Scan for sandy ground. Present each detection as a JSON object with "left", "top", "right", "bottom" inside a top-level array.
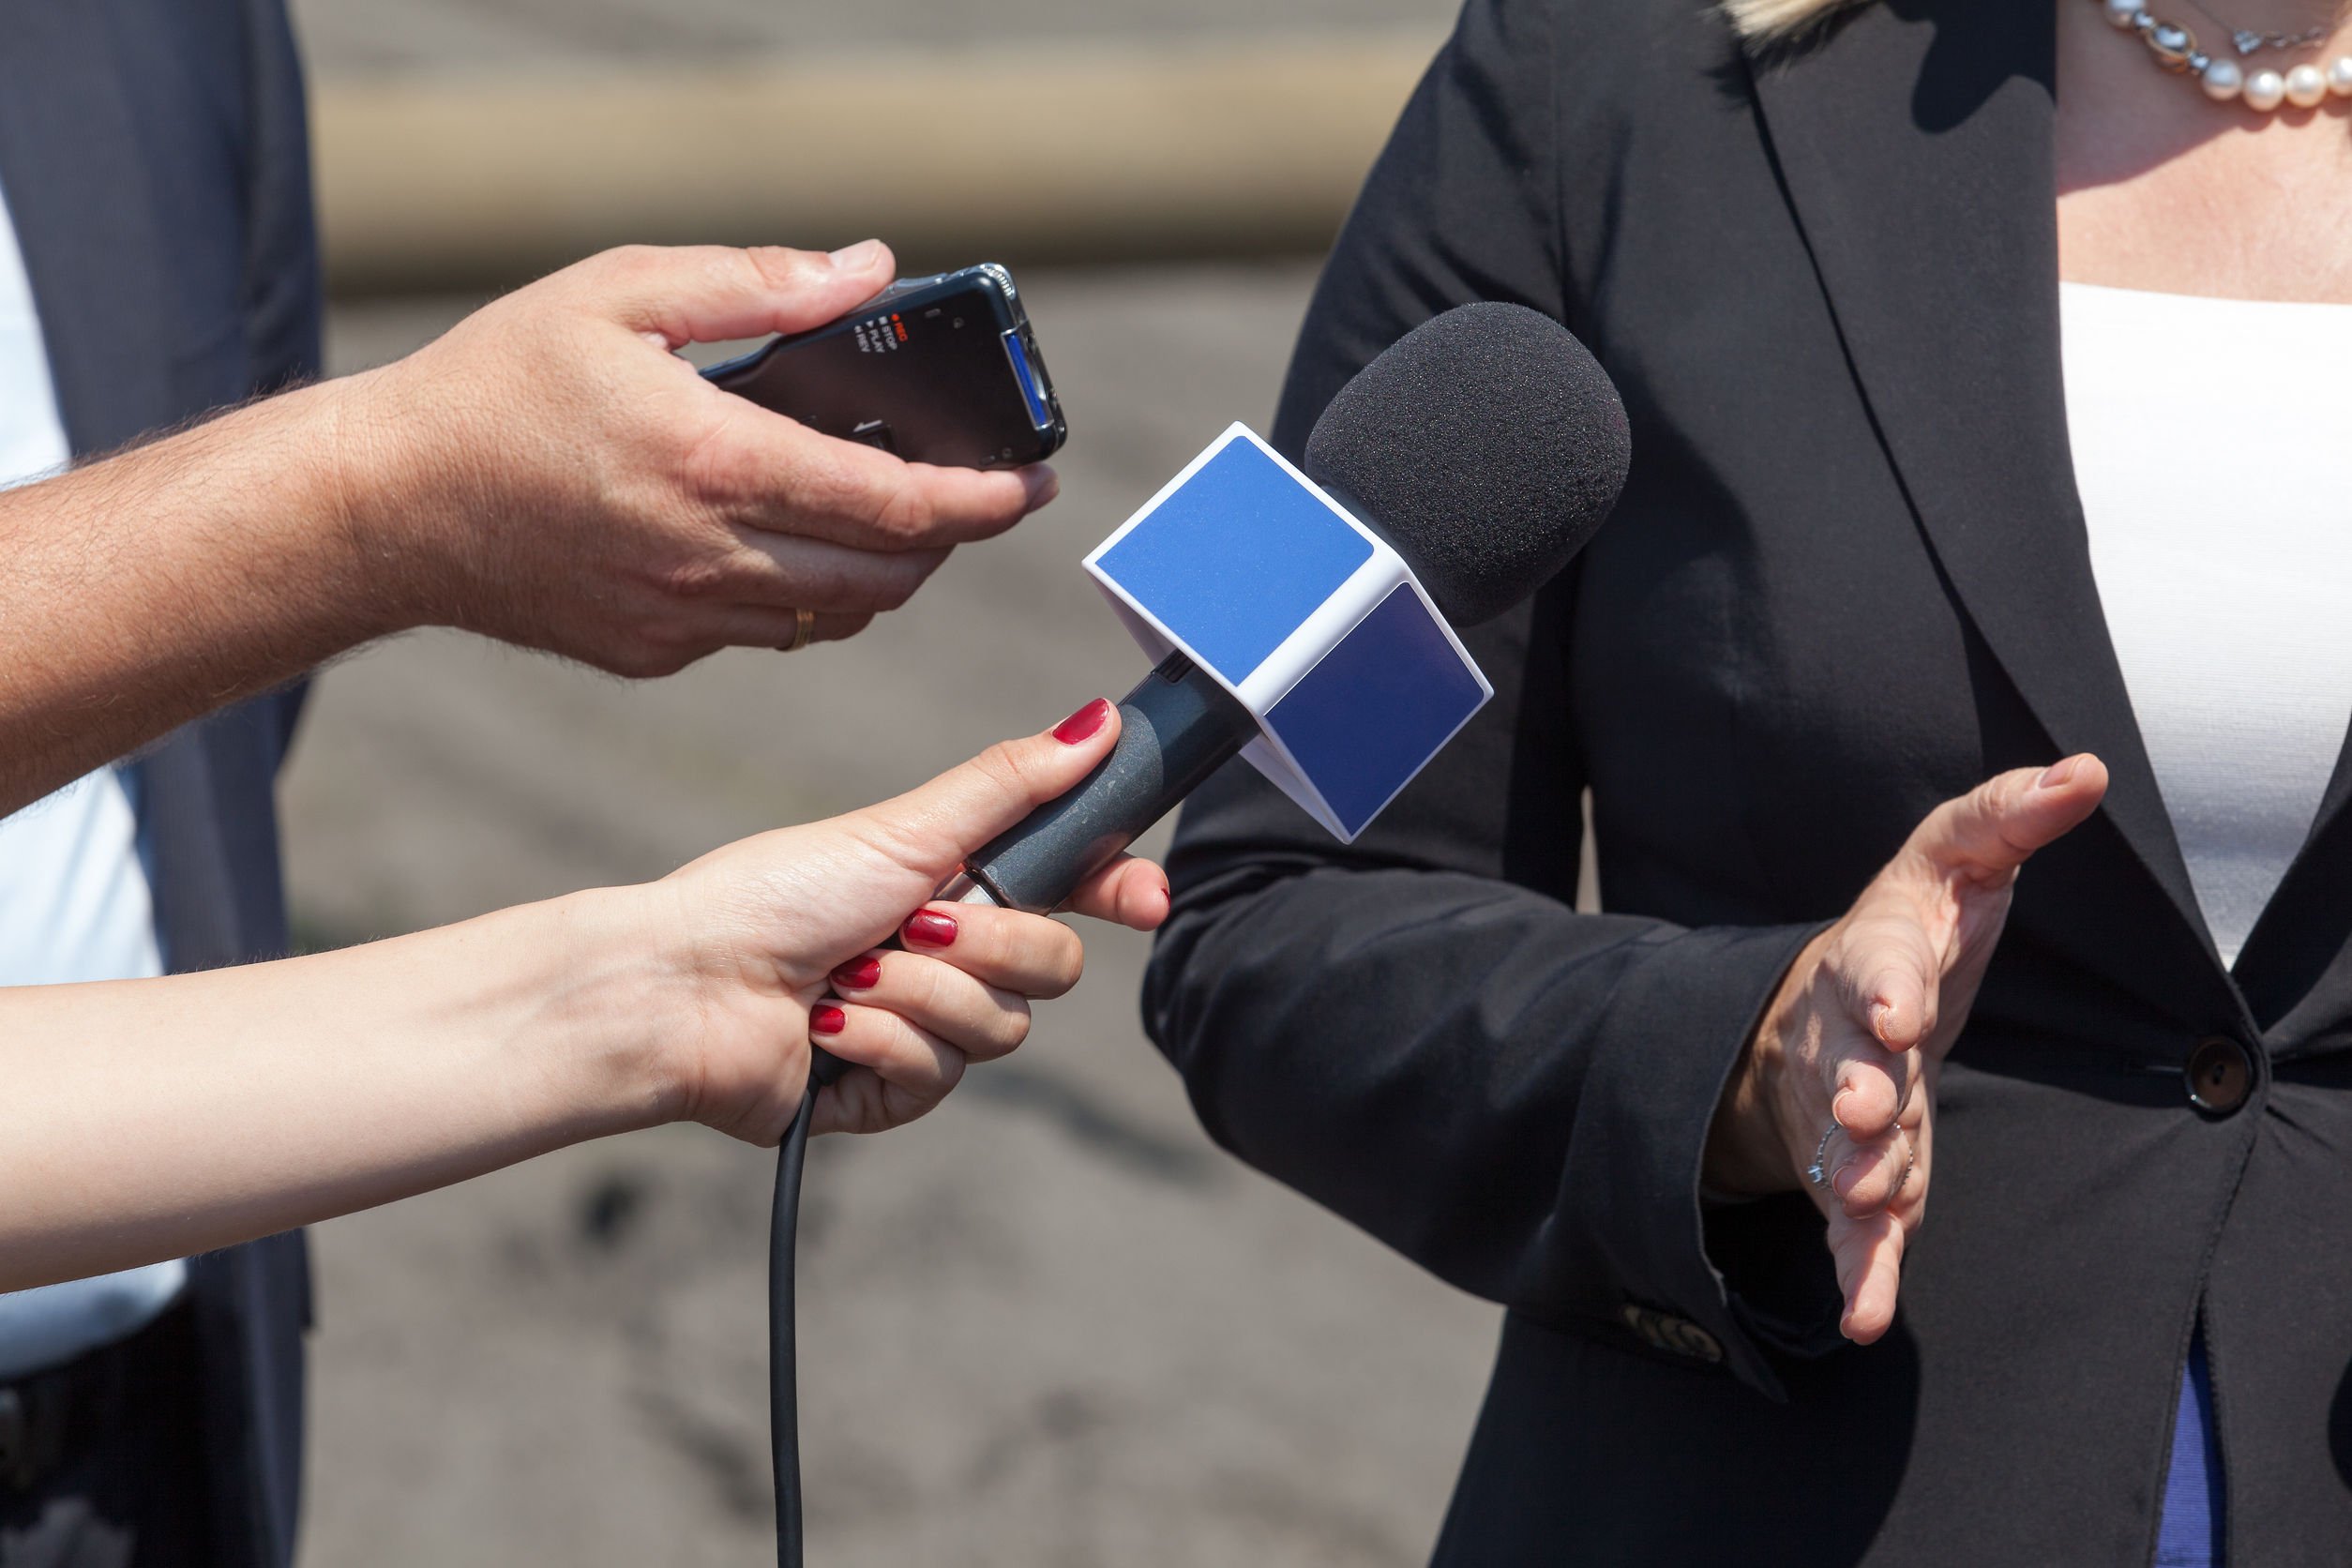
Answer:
[{"left": 282, "top": 261, "right": 1501, "bottom": 1565}]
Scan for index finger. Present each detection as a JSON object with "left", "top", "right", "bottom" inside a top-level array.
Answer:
[
  {"left": 698, "top": 403, "right": 1057, "bottom": 550},
  {"left": 575, "top": 241, "right": 898, "bottom": 347}
]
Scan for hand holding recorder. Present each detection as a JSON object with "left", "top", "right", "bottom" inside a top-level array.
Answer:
[
  {"left": 346, "top": 242, "right": 1063, "bottom": 671},
  {"left": 0, "top": 239, "right": 1057, "bottom": 813}
]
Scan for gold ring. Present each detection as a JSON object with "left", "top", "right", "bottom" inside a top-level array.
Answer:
[{"left": 781, "top": 607, "right": 815, "bottom": 654}]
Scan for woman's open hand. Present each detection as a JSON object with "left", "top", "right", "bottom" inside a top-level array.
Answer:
[
  {"left": 648, "top": 700, "right": 1168, "bottom": 1142},
  {"left": 1702, "top": 755, "right": 2108, "bottom": 1343}
]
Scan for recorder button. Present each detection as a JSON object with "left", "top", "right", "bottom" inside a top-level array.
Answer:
[{"left": 850, "top": 419, "right": 897, "bottom": 455}]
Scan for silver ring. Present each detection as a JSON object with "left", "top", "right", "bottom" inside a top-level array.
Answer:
[
  {"left": 780, "top": 606, "right": 816, "bottom": 654},
  {"left": 1894, "top": 1133, "right": 1918, "bottom": 1195},
  {"left": 1806, "top": 1124, "right": 1837, "bottom": 1189}
]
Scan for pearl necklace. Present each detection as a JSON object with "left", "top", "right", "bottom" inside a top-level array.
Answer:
[{"left": 2100, "top": 0, "right": 2352, "bottom": 110}]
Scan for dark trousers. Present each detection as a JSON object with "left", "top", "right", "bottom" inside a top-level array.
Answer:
[{"left": 0, "top": 1304, "right": 215, "bottom": 1568}]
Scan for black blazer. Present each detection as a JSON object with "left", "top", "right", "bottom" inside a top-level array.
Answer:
[
  {"left": 0, "top": 3, "right": 319, "bottom": 1562},
  {"left": 1142, "top": 0, "right": 2352, "bottom": 1560}
]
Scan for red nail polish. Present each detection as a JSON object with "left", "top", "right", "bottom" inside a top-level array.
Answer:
[
  {"left": 902, "top": 910, "right": 957, "bottom": 948},
  {"left": 810, "top": 1003, "right": 847, "bottom": 1036},
  {"left": 1052, "top": 699, "right": 1112, "bottom": 745},
  {"left": 830, "top": 957, "right": 882, "bottom": 990}
]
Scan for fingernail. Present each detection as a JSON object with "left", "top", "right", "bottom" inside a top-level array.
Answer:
[
  {"left": 1832, "top": 1163, "right": 1858, "bottom": 1198},
  {"left": 827, "top": 238, "right": 885, "bottom": 270},
  {"left": 810, "top": 1003, "right": 847, "bottom": 1036},
  {"left": 1022, "top": 466, "right": 1060, "bottom": 509},
  {"left": 1052, "top": 699, "right": 1113, "bottom": 745},
  {"left": 2037, "top": 756, "right": 2080, "bottom": 790},
  {"left": 1831, "top": 1091, "right": 1853, "bottom": 1127},
  {"left": 902, "top": 910, "right": 958, "bottom": 948},
  {"left": 830, "top": 957, "right": 882, "bottom": 991}
]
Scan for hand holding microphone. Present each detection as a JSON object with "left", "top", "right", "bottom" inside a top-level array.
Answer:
[
  {"left": 649, "top": 701, "right": 1168, "bottom": 1144},
  {"left": 1703, "top": 755, "right": 2110, "bottom": 1343},
  {"left": 0, "top": 710, "right": 1165, "bottom": 1294}
]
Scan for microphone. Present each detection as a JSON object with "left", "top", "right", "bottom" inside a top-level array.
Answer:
[
  {"left": 962, "top": 301, "right": 1632, "bottom": 912},
  {"left": 768, "top": 301, "right": 1631, "bottom": 1568}
]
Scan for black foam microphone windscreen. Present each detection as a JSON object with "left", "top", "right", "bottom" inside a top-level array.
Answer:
[{"left": 1304, "top": 301, "right": 1632, "bottom": 628}]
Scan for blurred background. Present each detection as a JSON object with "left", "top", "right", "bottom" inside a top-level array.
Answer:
[{"left": 279, "top": 0, "right": 1505, "bottom": 1563}]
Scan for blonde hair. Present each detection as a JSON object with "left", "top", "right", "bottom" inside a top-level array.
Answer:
[{"left": 1721, "top": 0, "right": 1867, "bottom": 42}]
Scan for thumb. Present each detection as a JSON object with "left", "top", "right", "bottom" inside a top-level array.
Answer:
[
  {"left": 852, "top": 700, "right": 1122, "bottom": 882},
  {"left": 574, "top": 240, "right": 897, "bottom": 348},
  {"left": 1901, "top": 753, "right": 2108, "bottom": 884}
]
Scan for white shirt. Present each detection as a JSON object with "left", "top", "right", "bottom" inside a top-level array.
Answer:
[
  {"left": 2062, "top": 280, "right": 2352, "bottom": 967},
  {"left": 0, "top": 183, "right": 187, "bottom": 1380}
]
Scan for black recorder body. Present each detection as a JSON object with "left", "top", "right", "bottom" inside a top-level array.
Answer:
[{"left": 701, "top": 263, "right": 1066, "bottom": 469}]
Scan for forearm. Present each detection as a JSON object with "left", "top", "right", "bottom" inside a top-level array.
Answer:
[
  {"left": 1146, "top": 847, "right": 1821, "bottom": 1390},
  {"left": 1153, "top": 864, "right": 1709, "bottom": 1290},
  {"left": 0, "top": 375, "right": 406, "bottom": 812},
  {"left": 0, "top": 887, "right": 680, "bottom": 1290}
]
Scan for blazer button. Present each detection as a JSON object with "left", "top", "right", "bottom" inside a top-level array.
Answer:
[
  {"left": 1620, "top": 1304, "right": 1724, "bottom": 1364},
  {"left": 2185, "top": 1036, "right": 2254, "bottom": 1115},
  {"left": 1660, "top": 1318, "right": 1724, "bottom": 1364}
]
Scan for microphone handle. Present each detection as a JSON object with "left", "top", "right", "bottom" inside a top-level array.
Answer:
[{"left": 964, "top": 653, "right": 1256, "bottom": 914}]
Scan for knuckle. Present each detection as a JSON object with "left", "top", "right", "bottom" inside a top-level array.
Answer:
[
  {"left": 914, "top": 952, "right": 959, "bottom": 1018},
  {"left": 972, "top": 738, "right": 1042, "bottom": 799},
  {"left": 656, "top": 554, "right": 735, "bottom": 604},
  {"left": 871, "top": 479, "right": 938, "bottom": 545},
  {"left": 1038, "top": 927, "right": 1085, "bottom": 996},
  {"left": 598, "top": 243, "right": 665, "bottom": 290},
  {"left": 775, "top": 442, "right": 858, "bottom": 515},
  {"left": 742, "top": 244, "right": 822, "bottom": 293}
]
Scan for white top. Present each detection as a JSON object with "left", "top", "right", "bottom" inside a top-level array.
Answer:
[
  {"left": 0, "top": 183, "right": 185, "bottom": 1380},
  {"left": 2062, "top": 280, "right": 2352, "bottom": 967}
]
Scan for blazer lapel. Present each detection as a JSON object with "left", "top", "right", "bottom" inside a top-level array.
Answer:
[
  {"left": 1744, "top": 0, "right": 2211, "bottom": 960},
  {"left": 2232, "top": 731, "right": 2352, "bottom": 1034},
  {"left": 0, "top": 1, "right": 181, "bottom": 454}
]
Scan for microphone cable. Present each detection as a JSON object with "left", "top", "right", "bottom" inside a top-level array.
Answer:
[
  {"left": 769, "top": 1078, "right": 820, "bottom": 1568},
  {"left": 768, "top": 881, "right": 988, "bottom": 1566}
]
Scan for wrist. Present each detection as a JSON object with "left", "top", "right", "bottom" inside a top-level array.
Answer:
[
  {"left": 470, "top": 887, "right": 699, "bottom": 1140},
  {"left": 1702, "top": 938, "right": 1820, "bottom": 1199},
  {"left": 309, "top": 364, "right": 460, "bottom": 639},
  {"left": 1703, "top": 1039, "right": 1788, "bottom": 1199}
]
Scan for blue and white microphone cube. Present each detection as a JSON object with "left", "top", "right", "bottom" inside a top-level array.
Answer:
[{"left": 1084, "top": 423, "right": 1492, "bottom": 843}]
